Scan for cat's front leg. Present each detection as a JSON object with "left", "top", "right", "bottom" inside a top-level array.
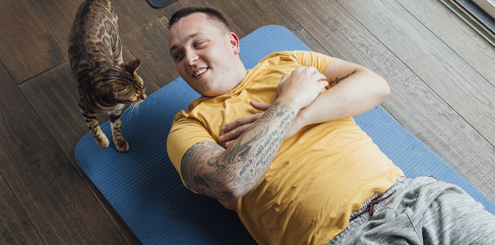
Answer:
[
  {"left": 82, "top": 110, "right": 110, "bottom": 149},
  {"left": 109, "top": 105, "right": 129, "bottom": 152}
]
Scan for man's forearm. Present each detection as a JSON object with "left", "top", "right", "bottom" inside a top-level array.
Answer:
[
  {"left": 183, "top": 101, "right": 295, "bottom": 201},
  {"left": 296, "top": 69, "right": 389, "bottom": 127},
  {"left": 218, "top": 101, "right": 295, "bottom": 198}
]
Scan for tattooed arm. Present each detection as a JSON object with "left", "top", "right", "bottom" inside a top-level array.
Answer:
[
  {"left": 181, "top": 66, "right": 328, "bottom": 201},
  {"left": 182, "top": 102, "right": 295, "bottom": 200}
]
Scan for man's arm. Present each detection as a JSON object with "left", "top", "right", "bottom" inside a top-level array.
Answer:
[
  {"left": 289, "top": 59, "right": 390, "bottom": 136},
  {"left": 181, "top": 67, "right": 328, "bottom": 201},
  {"left": 181, "top": 102, "right": 294, "bottom": 201},
  {"left": 220, "top": 60, "right": 390, "bottom": 143}
]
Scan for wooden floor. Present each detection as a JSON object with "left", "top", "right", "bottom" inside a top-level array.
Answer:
[{"left": 1, "top": 0, "right": 494, "bottom": 243}]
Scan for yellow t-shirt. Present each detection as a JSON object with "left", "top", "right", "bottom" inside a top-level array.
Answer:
[{"left": 167, "top": 51, "right": 404, "bottom": 245}]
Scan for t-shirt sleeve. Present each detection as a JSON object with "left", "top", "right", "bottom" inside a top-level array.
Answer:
[
  {"left": 292, "top": 51, "right": 338, "bottom": 75},
  {"left": 167, "top": 114, "right": 217, "bottom": 191}
]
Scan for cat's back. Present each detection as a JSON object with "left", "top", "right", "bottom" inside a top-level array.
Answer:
[{"left": 69, "top": 0, "right": 118, "bottom": 76}]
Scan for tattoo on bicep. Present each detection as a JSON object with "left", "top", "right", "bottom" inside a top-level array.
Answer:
[
  {"left": 328, "top": 69, "right": 357, "bottom": 87},
  {"left": 181, "top": 142, "right": 227, "bottom": 199}
]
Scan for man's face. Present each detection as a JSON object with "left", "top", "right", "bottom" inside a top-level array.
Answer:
[{"left": 168, "top": 13, "right": 240, "bottom": 97}]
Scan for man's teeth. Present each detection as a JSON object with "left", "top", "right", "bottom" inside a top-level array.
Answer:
[{"left": 194, "top": 68, "right": 208, "bottom": 77}]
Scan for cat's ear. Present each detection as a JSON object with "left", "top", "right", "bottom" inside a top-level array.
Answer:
[
  {"left": 122, "top": 59, "right": 140, "bottom": 74},
  {"left": 106, "top": 82, "right": 128, "bottom": 97}
]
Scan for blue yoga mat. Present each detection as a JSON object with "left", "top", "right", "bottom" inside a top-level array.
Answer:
[{"left": 75, "top": 25, "right": 495, "bottom": 244}]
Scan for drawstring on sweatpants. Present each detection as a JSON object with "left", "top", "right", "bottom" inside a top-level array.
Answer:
[{"left": 350, "top": 191, "right": 396, "bottom": 221}]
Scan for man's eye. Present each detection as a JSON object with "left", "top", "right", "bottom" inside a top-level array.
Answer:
[
  {"left": 174, "top": 53, "right": 183, "bottom": 61},
  {"left": 194, "top": 42, "right": 203, "bottom": 48}
]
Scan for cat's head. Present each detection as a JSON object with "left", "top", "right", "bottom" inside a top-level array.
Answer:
[{"left": 96, "top": 59, "right": 147, "bottom": 105}]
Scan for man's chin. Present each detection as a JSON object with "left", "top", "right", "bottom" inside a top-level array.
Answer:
[{"left": 199, "top": 87, "right": 228, "bottom": 97}]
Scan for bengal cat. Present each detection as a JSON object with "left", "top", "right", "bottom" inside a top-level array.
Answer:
[{"left": 69, "top": 0, "right": 146, "bottom": 152}]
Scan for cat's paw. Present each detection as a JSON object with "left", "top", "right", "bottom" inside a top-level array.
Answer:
[
  {"left": 96, "top": 136, "right": 110, "bottom": 149},
  {"left": 115, "top": 139, "right": 129, "bottom": 152}
]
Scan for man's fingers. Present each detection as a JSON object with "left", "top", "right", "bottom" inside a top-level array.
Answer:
[
  {"left": 304, "top": 66, "right": 326, "bottom": 81},
  {"left": 318, "top": 80, "right": 329, "bottom": 89},
  {"left": 250, "top": 101, "right": 271, "bottom": 111},
  {"left": 220, "top": 102, "right": 270, "bottom": 145},
  {"left": 304, "top": 66, "right": 319, "bottom": 74},
  {"left": 220, "top": 123, "right": 253, "bottom": 143},
  {"left": 280, "top": 75, "right": 288, "bottom": 84},
  {"left": 222, "top": 113, "right": 262, "bottom": 133}
]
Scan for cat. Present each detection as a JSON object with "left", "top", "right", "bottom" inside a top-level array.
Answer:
[{"left": 68, "top": 0, "right": 146, "bottom": 152}]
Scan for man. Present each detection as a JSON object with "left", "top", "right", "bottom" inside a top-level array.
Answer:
[{"left": 166, "top": 7, "right": 495, "bottom": 245}]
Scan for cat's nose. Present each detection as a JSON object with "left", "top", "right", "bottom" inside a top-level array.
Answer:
[{"left": 140, "top": 93, "right": 146, "bottom": 100}]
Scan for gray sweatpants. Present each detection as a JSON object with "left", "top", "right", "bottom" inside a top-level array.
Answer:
[{"left": 331, "top": 177, "right": 495, "bottom": 244}]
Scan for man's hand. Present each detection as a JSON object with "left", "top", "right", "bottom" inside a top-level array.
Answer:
[
  {"left": 220, "top": 101, "right": 306, "bottom": 146},
  {"left": 220, "top": 101, "right": 270, "bottom": 147},
  {"left": 220, "top": 66, "right": 326, "bottom": 147},
  {"left": 276, "top": 66, "right": 328, "bottom": 112}
]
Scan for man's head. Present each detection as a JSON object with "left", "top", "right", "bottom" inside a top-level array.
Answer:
[
  {"left": 168, "top": 7, "right": 231, "bottom": 34},
  {"left": 168, "top": 7, "right": 247, "bottom": 97}
]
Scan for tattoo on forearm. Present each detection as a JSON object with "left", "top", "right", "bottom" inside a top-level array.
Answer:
[
  {"left": 328, "top": 69, "right": 357, "bottom": 87},
  {"left": 181, "top": 101, "right": 295, "bottom": 200}
]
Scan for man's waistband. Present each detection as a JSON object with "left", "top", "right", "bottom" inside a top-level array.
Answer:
[{"left": 328, "top": 176, "right": 409, "bottom": 245}]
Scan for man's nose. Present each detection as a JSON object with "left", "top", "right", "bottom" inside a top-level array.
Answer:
[{"left": 185, "top": 51, "right": 198, "bottom": 66}]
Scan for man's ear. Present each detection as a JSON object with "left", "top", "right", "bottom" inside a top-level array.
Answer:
[
  {"left": 106, "top": 82, "right": 128, "bottom": 97},
  {"left": 228, "top": 32, "right": 240, "bottom": 55},
  {"left": 122, "top": 59, "right": 140, "bottom": 74}
]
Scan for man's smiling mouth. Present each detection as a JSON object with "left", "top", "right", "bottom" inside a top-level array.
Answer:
[{"left": 193, "top": 68, "right": 209, "bottom": 78}]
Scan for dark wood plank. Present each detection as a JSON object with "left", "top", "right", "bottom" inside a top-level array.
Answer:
[
  {"left": 121, "top": 17, "right": 179, "bottom": 87},
  {"left": 157, "top": 0, "right": 182, "bottom": 17},
  {"left": 123, "top": 43, "right": 161, "bottom": 94},
  {"left": 112, "top": 0, "right": 165, "bottom": 36},
  {"left": 0, "top": 59, "right": 127, "bottom": 244},
  {"left": 19, "top": 63, "right": 85, "bottom": 164},
  {"left": 24, "top": 0, "right": 165, "bottom": 57},
  {"left": 275, "top": 0, "right": 495, "bottom": 202},
  {"left": 0, "top": 0, "right": 66, "bottom": 84},
  {"left": 0, "top": 175, "right": 43, "bottom": 245},
  {"left": 22, "top": 0, "right": 83, "bottom": 59},
  {"left": 396, "top": 0, "right": 495, "bottom": 87}
]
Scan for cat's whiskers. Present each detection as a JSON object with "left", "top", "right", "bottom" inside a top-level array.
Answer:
[{"left": 126, "top": 103, "right": 141, "bottom": 126}]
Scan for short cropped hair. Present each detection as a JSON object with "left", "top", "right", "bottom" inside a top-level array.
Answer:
[{"left": 168, "top": 7, "right": 231, "bottom": 33}]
